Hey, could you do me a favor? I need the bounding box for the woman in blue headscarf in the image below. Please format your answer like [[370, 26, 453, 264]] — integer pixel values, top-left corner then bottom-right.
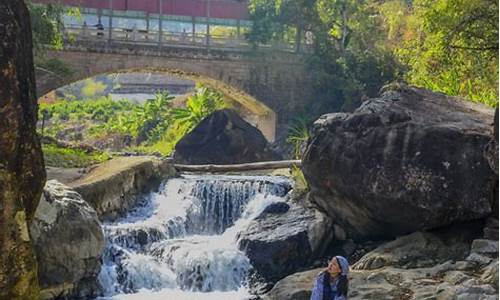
[[310, 256, 350, 300]]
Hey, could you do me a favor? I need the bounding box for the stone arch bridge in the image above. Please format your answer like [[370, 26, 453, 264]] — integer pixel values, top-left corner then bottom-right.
[[36, 37, 314, 142]]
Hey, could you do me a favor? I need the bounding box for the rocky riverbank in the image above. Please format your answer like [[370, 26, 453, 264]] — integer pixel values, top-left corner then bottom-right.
[[265, 232, 499, 299], [253, 84, 499, 299]]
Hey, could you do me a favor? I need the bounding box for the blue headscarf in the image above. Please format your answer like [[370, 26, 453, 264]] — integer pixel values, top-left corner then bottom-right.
[[336, 256, 349, 276]]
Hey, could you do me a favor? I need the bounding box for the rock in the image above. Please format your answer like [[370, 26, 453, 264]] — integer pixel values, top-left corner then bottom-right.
[[481, 259, 499, 289], [237, 200, 332, 283], [333, 224, 347, 241], [483, 218, 499, 240], [173, 109, 281, 164], [0, 1, 46, 298], [30, 180, 105, 300], [353, 232, 470, 270], [258, 202, 290, 217], [485, 108, 498, 218], [466, 253, 494, 266], [303, 84, 495, 240], [471, 239, 499, 255], [70, 156, 176, 221], [262, 268, 317, 300]]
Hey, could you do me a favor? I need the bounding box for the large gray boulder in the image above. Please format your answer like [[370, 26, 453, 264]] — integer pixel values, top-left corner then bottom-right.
[[174, 109, 281, 164], [237, 199, 332, 284], [303, 84, 496, 240], [30, 180, 105, 299]]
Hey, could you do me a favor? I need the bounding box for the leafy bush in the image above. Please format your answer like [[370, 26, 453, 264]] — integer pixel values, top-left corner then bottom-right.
[[171, 85, 227, 132]]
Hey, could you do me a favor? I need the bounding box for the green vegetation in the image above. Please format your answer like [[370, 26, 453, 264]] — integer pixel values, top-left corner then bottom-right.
[[380, 0, 498, 106], [172, 86, 227, 132], [42, 143, 110, 168], [290, 163, 309, 196], [248, 0, 498, 109], [286, 116, 311, 159], [39, 85, 228, 160], [28, 2, 79, 80]]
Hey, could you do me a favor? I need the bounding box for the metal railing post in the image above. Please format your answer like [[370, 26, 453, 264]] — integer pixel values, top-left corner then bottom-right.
[[158, 0, 163, 50], [108, 0, 113, 44]]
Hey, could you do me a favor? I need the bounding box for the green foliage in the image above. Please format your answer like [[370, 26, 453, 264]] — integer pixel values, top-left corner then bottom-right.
[[81, 79, 108, 99], [41, 85, 228, 156], [28, 2, 65, 52], [139, 91, 174, 143], [249, 0, 401, 112], [380, 0, 498, 107], [248, 0, 498, 110], [286, 116, 311, 159], [291, 164, 309, 196], [171, 85, 227, 132], [42, 144, 110, 168]]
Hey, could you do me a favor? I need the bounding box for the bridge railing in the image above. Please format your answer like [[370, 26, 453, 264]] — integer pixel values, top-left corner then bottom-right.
[[63, 25, 300, 53]]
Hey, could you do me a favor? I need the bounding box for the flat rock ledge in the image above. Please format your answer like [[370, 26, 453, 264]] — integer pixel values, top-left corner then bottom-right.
[[69, 156, 176, 221]]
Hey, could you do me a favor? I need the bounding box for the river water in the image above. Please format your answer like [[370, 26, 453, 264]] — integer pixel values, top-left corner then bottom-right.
[[97, 174, 292, 300]]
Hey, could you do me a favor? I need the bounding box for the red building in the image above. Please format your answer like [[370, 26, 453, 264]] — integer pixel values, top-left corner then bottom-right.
[[32, 0, 250, 20]]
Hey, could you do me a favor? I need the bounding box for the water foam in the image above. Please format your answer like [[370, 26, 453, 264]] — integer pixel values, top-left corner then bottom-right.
[[97, 174, 291, 299]]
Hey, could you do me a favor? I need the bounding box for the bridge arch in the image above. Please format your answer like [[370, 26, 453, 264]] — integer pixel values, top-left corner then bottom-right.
[[36, 44, 314, 141], [39, 65, 276, 141]]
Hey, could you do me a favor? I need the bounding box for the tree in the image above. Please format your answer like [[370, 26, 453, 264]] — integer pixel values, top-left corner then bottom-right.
[[380, 0, 498, 106], [0, 1, 46, 299]]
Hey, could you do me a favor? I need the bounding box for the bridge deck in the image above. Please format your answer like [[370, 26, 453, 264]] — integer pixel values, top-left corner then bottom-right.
[[63, 25, 307, 53]]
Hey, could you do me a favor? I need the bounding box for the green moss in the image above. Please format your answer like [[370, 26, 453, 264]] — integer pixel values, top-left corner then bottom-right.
[[42, 144, 111, 168]]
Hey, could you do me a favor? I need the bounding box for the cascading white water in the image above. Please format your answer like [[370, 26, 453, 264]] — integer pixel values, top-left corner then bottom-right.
[[97, 174, 292, 300]]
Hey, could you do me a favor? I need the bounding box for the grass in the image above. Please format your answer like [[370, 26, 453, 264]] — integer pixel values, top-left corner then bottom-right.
[[42, 144, 111, 168], [290, 164, 309, 197]]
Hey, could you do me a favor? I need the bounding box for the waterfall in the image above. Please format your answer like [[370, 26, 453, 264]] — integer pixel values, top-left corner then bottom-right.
[[97, 174, 292, 299]]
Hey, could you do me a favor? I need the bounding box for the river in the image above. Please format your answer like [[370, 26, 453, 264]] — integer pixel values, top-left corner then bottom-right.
[[97, 174, 292, 299]]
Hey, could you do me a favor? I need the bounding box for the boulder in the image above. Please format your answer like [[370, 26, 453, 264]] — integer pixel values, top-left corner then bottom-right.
[[352, 231, 472, 271], [69, 156, 176, 221], [237, 199, 332, 284], [173, 109, 281, 164], [303, 83, 495, 240], [30, 180, 105, 300], [0, 1, 46, 298]]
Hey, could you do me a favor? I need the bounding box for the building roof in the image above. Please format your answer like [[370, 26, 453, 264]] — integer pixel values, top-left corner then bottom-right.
[[32, 0, 250, 20]]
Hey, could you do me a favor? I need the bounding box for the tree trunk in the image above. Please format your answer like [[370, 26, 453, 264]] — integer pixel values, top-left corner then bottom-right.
[[0, 1, 46, 299], [174, 160, 301, 173]]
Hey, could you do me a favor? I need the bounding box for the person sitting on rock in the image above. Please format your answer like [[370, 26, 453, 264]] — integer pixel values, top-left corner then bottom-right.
[[310, 256, 350, 300]]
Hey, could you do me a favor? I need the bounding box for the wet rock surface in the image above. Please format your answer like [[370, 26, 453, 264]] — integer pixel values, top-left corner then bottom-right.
[[174, 109, 281, 164], [238, 198, 332, 284], [303, 84, 496, 240], [30, 180, 105, 300]]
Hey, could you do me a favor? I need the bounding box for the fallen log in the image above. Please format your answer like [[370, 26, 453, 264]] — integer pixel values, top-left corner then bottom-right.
[[174, 160, 301, 173]]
